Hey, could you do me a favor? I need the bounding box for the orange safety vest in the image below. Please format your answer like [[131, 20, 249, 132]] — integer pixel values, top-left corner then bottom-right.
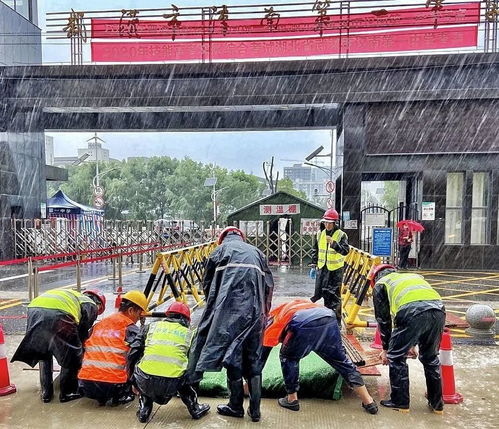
[[263, 299, 320, 347], [78, 312, 134, 384]]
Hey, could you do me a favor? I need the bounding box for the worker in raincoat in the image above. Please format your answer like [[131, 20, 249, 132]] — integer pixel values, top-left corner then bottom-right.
[[310, 209, 349, 322], [11, 288, 106, 403], [128, 301, 210, 423], [78, 290, 147, 406], [262, 299, 378, 414], [371, 264, 445, 414], [187, 226, 274, 422]]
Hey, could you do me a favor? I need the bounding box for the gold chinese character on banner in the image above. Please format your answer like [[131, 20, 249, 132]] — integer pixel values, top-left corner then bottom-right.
[[119, 9, 140, 38], [312, 0, 331, 36], [63, 9, 87, 41], [163, 4, 181, 41], [425, 0, 444, 9], [210, 5, 229, 35], [261, 6, 280, 31], [485, 0, 498, 22]]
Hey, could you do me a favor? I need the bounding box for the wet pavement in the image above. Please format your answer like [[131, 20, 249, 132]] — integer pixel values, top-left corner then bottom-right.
[[1, 264, 498, 428], [2, 333, 498, 428]]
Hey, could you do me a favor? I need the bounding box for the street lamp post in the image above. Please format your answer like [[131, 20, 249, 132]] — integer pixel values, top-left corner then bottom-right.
[[86, 133, 106, 187], [204, 176, 218, 230], [304, 129, 338, 209]]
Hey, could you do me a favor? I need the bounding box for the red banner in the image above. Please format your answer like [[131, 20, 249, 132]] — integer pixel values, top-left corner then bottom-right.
[[91, 3, 480, 40], [91, 26, 478, 62]]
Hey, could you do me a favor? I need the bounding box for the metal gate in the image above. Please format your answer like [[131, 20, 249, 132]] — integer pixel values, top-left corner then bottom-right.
[[359, 202, 420, 265], [359, 205, 391, 254]]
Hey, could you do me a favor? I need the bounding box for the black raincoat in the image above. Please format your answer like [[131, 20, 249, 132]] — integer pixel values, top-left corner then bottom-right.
[[187, 234, 274, 382], [12, 303, 98, 368]]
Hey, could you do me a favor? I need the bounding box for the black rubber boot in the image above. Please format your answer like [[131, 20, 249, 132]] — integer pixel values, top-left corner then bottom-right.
[[59, 366, 81, 403], [247, 375, 262, 422], [217, 378, 244, 418], [380, 400, 410, 413], [39, 360, 54, 403], [137, 395, 154, 423], [180, 385, 210, 420]]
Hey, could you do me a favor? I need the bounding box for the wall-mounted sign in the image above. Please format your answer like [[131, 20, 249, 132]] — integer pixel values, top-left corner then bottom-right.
[[301, 218, 321, 235], [372, 228, 393, 257], [344, 220, 358, 230], [422, 202, 436, 220], [259, 204, 300, 216]]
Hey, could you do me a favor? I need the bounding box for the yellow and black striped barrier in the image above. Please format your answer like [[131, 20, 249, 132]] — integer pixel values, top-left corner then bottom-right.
[[143, 241, 217, 313], [341, 247, 381, 329]]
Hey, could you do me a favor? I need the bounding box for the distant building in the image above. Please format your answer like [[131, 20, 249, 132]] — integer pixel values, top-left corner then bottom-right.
[[0, 0, 41, 65], [283, 163, 329, 203], [361, 181, 385, 206], [79, 141, 111, 162], [53, 136, 117, 168], [45, 136, 54, 166]]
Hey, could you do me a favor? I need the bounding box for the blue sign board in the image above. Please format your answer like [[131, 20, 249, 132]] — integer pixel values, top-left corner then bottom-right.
[[372, 228, 393, 257]]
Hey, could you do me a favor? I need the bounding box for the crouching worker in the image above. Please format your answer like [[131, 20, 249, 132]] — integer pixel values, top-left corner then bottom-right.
[[128, 302, 210, 423], [78, 290, 147, 406], [262, 299, 378, 414], [11, 289, 105, 403]]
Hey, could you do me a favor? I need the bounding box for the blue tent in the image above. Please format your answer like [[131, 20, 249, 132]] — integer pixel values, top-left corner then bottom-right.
[[47, 190, 104, 217]]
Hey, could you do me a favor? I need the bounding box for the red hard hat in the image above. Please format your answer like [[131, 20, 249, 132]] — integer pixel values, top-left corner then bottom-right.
[[218, 226, 245, 245], [84, 289, 106, 315], [368, 264, 397, 288], [322, 209, 339, 221], [166, 301, 191, 321]]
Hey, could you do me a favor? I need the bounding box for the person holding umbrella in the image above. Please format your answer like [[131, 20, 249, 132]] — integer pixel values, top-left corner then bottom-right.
[[396, 220, 424, 270]]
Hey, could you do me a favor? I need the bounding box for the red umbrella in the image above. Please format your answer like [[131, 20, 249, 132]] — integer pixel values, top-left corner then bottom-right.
[[397, 219, 425, 232]]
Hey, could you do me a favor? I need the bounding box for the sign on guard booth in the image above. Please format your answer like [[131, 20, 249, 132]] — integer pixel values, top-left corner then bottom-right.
[[89, 2, 480, 62]]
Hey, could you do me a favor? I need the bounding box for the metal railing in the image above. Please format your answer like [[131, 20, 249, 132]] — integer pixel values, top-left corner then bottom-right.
[[143, 241, 217, 312], [10, 218, 214, 260]]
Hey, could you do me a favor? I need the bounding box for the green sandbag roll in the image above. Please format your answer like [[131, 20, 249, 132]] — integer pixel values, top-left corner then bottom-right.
[[199, 345, 343, 400]]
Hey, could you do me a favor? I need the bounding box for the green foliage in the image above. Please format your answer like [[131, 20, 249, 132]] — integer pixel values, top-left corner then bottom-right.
[[276, 177, 307, 199], [47, 157, 265, 225], [382, 181, 400, 210]]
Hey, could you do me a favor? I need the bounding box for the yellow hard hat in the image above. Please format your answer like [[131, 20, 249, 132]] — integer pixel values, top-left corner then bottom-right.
[[122, 290, 148, 311]]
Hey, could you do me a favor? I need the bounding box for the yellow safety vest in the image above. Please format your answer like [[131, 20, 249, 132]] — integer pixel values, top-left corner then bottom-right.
[[28, 289, 93, 323], [138, 320, 191, 378], [379, 272, 442, 316], [317, 229, 346, 271]]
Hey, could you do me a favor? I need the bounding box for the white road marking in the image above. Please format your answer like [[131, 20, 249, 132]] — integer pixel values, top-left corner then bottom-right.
[[0, 270, 54, 283]]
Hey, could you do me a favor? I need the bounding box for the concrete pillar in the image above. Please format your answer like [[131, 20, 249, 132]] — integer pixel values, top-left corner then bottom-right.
[[340, 104, 366, 249], [0, 107, 46, 260]]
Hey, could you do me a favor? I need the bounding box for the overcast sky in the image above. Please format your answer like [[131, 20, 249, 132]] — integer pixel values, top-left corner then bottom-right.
[[48, 130, 332, 175]]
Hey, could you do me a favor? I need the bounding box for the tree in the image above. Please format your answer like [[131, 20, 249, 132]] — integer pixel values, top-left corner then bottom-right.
[[276, 177, 307, 200], [48, 156, 266, 225], [382, 181, 400, 210]]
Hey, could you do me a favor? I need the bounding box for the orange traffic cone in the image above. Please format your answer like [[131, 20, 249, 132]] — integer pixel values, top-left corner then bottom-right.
[[114, 286, 123, 310], [0, 324, 16, 396], [439, 328, 463, 404], [370, 326, 383, 349]]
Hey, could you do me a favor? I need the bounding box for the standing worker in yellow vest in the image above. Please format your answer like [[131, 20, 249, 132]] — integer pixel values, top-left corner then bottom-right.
[[11, 288, 106, 403], [78, 290, 147, 406], [370, 264, 445, 414], [128, 301, 210, 423], [310, 209, 349, 322]]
